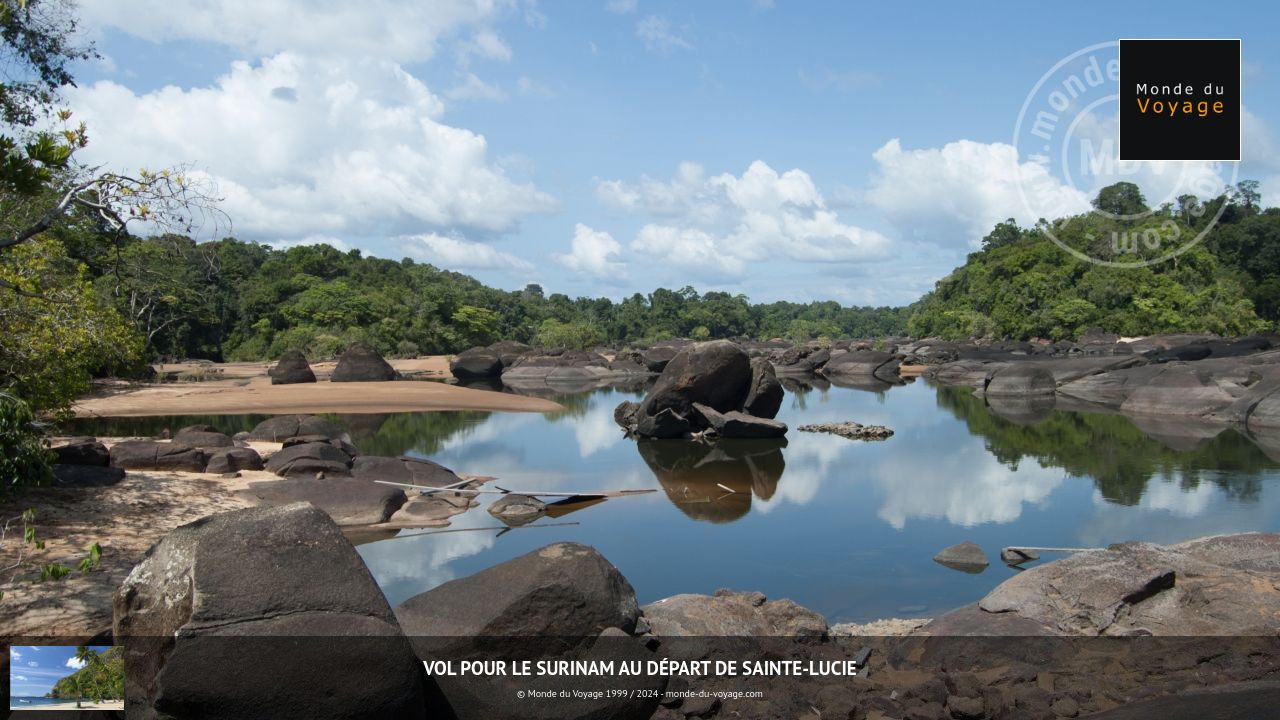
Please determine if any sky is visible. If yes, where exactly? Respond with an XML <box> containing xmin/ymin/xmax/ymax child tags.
<box><xmin>58</xmin><ymin>1</ymin><xmax>1280</xmax><ymax>306</ymax></box>
<box><xmin>8</xmin><ymin>645</ymin><xmax>108</xmax><ymax>697</ymax></box>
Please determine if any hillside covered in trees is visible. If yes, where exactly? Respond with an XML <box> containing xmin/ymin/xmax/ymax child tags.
<box><xmin>908</xmin><ymin>181</ymin><xmax>1278</xmax><ymax>341</ymax></box>
<box><xmin>48</xmin><ymin>646</ymin><xmax>124</xmax><ymax>701</ymax></box>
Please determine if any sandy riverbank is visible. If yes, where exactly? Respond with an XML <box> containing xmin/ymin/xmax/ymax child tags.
<box><xmin>74</xmin><ymin>355</ymin><xmax>562</xmax><ymax>417</ymax></box>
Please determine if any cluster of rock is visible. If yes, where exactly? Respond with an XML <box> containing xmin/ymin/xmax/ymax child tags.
<box><xmin>449</xmin><ymin>342</ymin><xmax>680</xmax><ymax>394</ymax></box>
<box><xmin>798</xmin><ymin>422</ymin><xmax>894</xmax><ymax>441</ymax></box>
<box><xmin>267</xmin><ymin>342</ymin><xmax>400</xmax><ymax>385</ymax></box>
<box><xmin>613</xmin><ymin>340</ymin><xmax>787</xmax><ymax>439</ymax></box>
<box><xmin>113</xmin><ymin>504</ymin><xmax>1280</xmax><ymax>719</ymax></box>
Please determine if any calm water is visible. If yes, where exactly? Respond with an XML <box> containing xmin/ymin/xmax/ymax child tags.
<box><xmin>68</xmin><ymin>380</ymin><xmax>1280</xmax><ymax>623</ymax></box>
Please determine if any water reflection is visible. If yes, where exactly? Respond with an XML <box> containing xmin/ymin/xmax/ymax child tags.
<box><xmin>637</xmin><ymin>439</ymin><xmax>787</xmax><ymax>523</ymax></box>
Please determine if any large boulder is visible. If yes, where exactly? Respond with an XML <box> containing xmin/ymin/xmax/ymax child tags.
<box><xmin>641</xmin><ymin>589</ymin><xmax>827</xmax><ymax>637</ymax></box>
<box><xmin>264</xmin><ymin>441</ymin><xmax>355</xmax><ymax>478</ymax></box>
<box><xmin>241</xmin><ymin>477</ymin><xmax>407</xmax><ymax>525</ymax></box>
<box><xmin>113</xmin><ymin>503</ymin><xmax>425</xmax><ymax>718</ymax></box>
<box><xmin>693</xmin><ymin>403</ymin><xmax>787</xmax><ymax>439</ymax></box>
<box><xmin>52</xmin><ymin>464</ymin><xmax>126</xmax><ymax>488</ymax></box>
<box><xmin>1120</xmin><ymin>366</ymin><xmax>1237</xmax><ymax>418</ymax></box>
<box><xmin>450</xmin><ymin>346</ymin><xmax>503</xmax><ymax>380</ymax></box>
<box><xmin>350</xmin><ymin>455</ymin><xmax>463</xmax><ymax>488</ymax></box>
<box><xmin>396</xmin><ymin>542</ymin><xmax>640</xmax><ymax>659</ymax></box>
<box><xmin>51</xmin><ymin>437</ymin><xmax>110</xmax><ymax>466</ymax></box>
<box><xmin>110</xmin><ymin>441</ymin><xmax>209</xmax><ymax>472</ymax></box>
<box><xmin>933</xmin><ymin>541</ymin><xmax>989</xmax><ymax>573</ymax></box>
<box><xmin>642</xmin><ymin>340</ymin><xmax>752</xmax><ymax>418</ymax></box>
<box><xmin>1247</xmin><ymin>385</ymin><xmax>1280</xmax><ymax>431</ymax></box>
<box><xmin>204</xmin><ymin>447</ymin><xmax>264</xmax><ymax>474</ymax></box>
<box><xmin>487</xmin><ymin>340</ymin><xmax>532</xmax><ymax>368</ymax></box>
<box><xmin>983</xmin><ymin>364</ymin><xmax>1056</xmax><ymax>397</ymax></box>
<box><xmin>821</xmin><ymin>350</ymin><xmax>900</xmax><ymax>382</ymax></box>
<box><xmin>1057</xmin><ymin>363</ymin><xmax>1168</xmax><ymax>408</ymax></box>
<box><xmin>247</xmin><ymin>415</ymin><xmax>346</xmax><ymax>442</ymax></box>
<box><xmin>173</xmin><ymin>426</ymin><xmax>235</xmax><ymax>448</ymax></box>
<box><xmin>742</xmin><ymin>358</ymin><xmax>784</xmax><ymax>419</ymax></box>
<box><xmin>331</xmin><ymin>342</ymin><xmax>399</xmax><ymax>382</ymax></box>
<box><xmin>268</xmin><ymin>349</ymin><xmax>317</xmax><ymax>385</ymax></box>
<box><xmin>641</xmin><ymin>345</ymin><xmax>678</xmax><ymax>373</ymax></box>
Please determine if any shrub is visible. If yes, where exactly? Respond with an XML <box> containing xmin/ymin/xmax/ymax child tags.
<box><xmin>0</xmin><ymin>395</ymin><xmax>53</xmax><ymax>498</ymax></box>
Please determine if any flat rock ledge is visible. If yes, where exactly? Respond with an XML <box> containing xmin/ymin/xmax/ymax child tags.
<box><xmin>798</xmin><ymin>421</ymin><xmax>894</xmax><ymax>440</ymax></box>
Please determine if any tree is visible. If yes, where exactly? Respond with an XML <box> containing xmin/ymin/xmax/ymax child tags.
<box><xmin>1092</xmin><ymin>182</ymin><xmax>1148</xmax><ymax>217</ymax></box>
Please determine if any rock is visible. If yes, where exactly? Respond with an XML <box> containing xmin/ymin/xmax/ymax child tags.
<box><xmin>52</xmin><ymin>464</ymin><xmax>126</xmax><ymax>488</ymax></box>
<box><xmin>1051</xmin><ymin>696</ymin><xmax>1080</xmax><ymax>717</ymax></box>
<box><xmin>614</xmin><ymin>400</ymin><xmax>641</xmax><ymax>431</ymax></box>
<box><xmin>264</xmin><ymin>441</ymin><xmax>355</xmax><ymax>477</ymax></box>
<box><xmin>1120</xmin><ymin>366</ymin><xmax>1237</xmax><ymax>418</ymax></box>
<box><xmin>1000</xmin><ymin>547</ymin><xmax>1040</xmax><ymax>565</ymax></box>
<box><xmin>693</xmin><ymin>403</ymin><xmax>787</xmax><ymax>439</ymax></box>
<box><xmin>976</xmin><ymin>534</ymin><xmax>1280</xmax><ymax>636</ymax></box>
<box><xmin>797</xmin><ymin>422</ymin><xmax>893</xmax><ymax>441</ymax></box>
<box><xmin>109</xmin><ymin>441</ymin><xmax>209</xmax><ymax>472</ymax></box>
<box><xmin>1079</xmin><ymin>681</ymin><xmax>1280</xmax><ymax>720</ymax></box>
<box><xmin>247</xmin><ymin>415</ymin><xmax>346</xmax><ymax>442</ymax></box>
<box><xmin>742</xmin><ymin>358</ymin><xmax>784</xmax><ymax>419</ymax></box>
<box><xmin>1056</xmin><ymin>364</ymin><xmax>1167</xmax><ymax>408</ymax></box>
<box><xmin>267</xmin><ymin>349</ymin><xmax>317</xmax><ymax>385</ymax></box>
<box><xmin>282</xmin><ymin>434</ymin><xmax>360</xmax><ymax>458</ymax></box>
<box><xmin>636</xmin><ymin>407</ymin><xmax>694</xmax><ymax>439</ymax></box>
<box><xmin>641</xmin><ymin>589</ymin><xmax>827</xmax><ymax>637</ymax></box>
<box><xmin>821</xmin><ymin>350</ymin><xmax>900</xmax><ymax>380</ymax></box>
<box><xmin>113</xmin><ymin>503</ymin><xmax>425</xmax><ymax>718</ymax></box>
<box><xmin>204</xmin><ymin>447</ymin><xmax>264</xmax><ymax>474</ymax></box>
<box><xmin>933</xmin><ymin>541</ymin><xmax>989</xmax><ymax>573</ymax></box>
<box><xmin>450</xmin><ymin>346</ymin><xmax>503</xmax><ymax>380</ymax></box>
<box><xmin>947</xmin><ymin>694</ymin><xmax>985</xmax><ymax>720</ymax></box>
<box><xmin>396</xmin><ymin>542</ymin><xmax>640</xmax><ymax>659</ymax></box>
<box><xmin>642</xmin><ymin>346</ymin><xmax>679</xmax><ymax>373</ymax></box>
<box><xmin>1153</xmin><ymin>342</ymin><xmax>1214</xmax><ymax>363</ymax></box>
<box><xmin>984</xmin><ymin>363</ymin><xmax>1056</xmax><ymax>397</ymax></box>
<box><xmin>242</xmin><ymin>478</ymin><xmax>407</xmax><ymax>525</ymax></box>
<box><xmin>350</xmin><ymin>455</ymin><xmax>462</xmax><ymax>488</ymax></box>
<box><xmin>331</xmin><ymin>342</ymin><xmax>398</xmax><ymax>382</ymax></box>
<box><xmin>172</xmin><ymin>428</ymin><xmax>235</xmax><ymax>448</ymax></box>
<box><xmin>680</xmin><ymin>694</ymin><xmax>720</xmax><ymax>718</ymax></box>
<box><xmin>1078</xmin><ymin>326</ymin><xmax>1119</xmax><ymax>345</ymax></box>
<box><xmin>51</xmin><ymin>438</ymin><xmax>110</xmax><ymax>466</ymax></box>
<box><xmin>640</xmin><ymin>340</ymin><xmax>753</xmax><ymax>422</ymax></box>
<box><xmin>487</xmin><ymin>493</ymin><xmax>547</xmax><ymax>525</ymax></box>
<box><xmin>488</xmin><ymin>340</ymin><xmax>532</xmax><ymax>368</ymax></box>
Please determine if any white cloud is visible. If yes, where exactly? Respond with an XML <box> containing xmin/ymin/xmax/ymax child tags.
<box><xmin>27</xmin><ymin>661</ymin><xmax>37</xmax><ymax>667</ymax></box>
<box><xmin>447</xmin><ymin>72</ymin><xmax>508</xmax><ymax>101</ymax></box>
<box><xmin>456</xmin><ymin>29</ymin><xmax>513</xmax><ymax>65</ymax></box>
<box><xmin>9</xmin><ymin>648</ymin><xmax>20</xmax><ymax>660</ymax></box>
<box><xmin>66</xmin><ymin>657</ymin><xmax>87</xmax><ymax>669</ymax></box>
<box><xmin>607</xmin><ymin>0</ymin><xmax>638</xmax><ymax>13</ymax></box>
<box><xmin>80</xmin><ymin>0</ymin><xmax>511</xmax><ymax>63</ymax></box>
<box><xmin>556</xmin><ymin>224</ymin><xmax>625</xmax><ymax>277</ymax></box>
<box><xmin>601</xmin><ymin>160</ymin><xmax>891</xmax><ymax>279</ymax></box>
<box><xmin>867</xmin><ymin>138</ymin><xmax>1091</xmax><ymax>248</ymax></box>
<box><xmin>68</xmin><ymin>53</ymin><xmax>555</xmax><ymax>243</ymax></box>
<box><xmin>636</xmin><ymin>15</ymin><xmax>692</xmax><ymax>54</ymax></box>
<box><xmin>405</xmin><ymin>233</ymin><xmax>533</xmax><ymax>273</ymax></box>
<box><xmin>14</xmin><ymin>675</ymin><xmax>26</xmax><ymax>681</ymax></box>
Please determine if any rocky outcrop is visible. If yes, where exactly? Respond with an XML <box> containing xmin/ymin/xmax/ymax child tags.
<box><xmin>617</xmin><ymin>340</ymin><xmax>785</xmax><ymax>439</ymax></box>
<box><xmin>267</xmin><ymin>349</ymin><xmax>317</xmax><ymax>385</ymax></box>
<box><xmin>247</xmin><ymin>414</ymin><xmax>346</xmax><ymax>442</ymax></box>
<box><xmin>450</xmin><ymin>346</ymin><xmax>503</xmax><ymax>380</ymax></box>
<box><xmin>264</xmin><ymin>440</ymin><xmax>356</xmax><ymax>478</ymax></box>
<box><xmin>821</xmin><ymin>350</ymin><xmax>902</xmax><ymax>383</ymax></box>
<box><xmin>984</xmin><ymin>363</ymin><xmax>1056</xmax><ymax>397</ymax></box>
<box><xmin>51</xmin><ymin>437</ymin><xmax>110</xmax><ymax>466</ymax></box>
<box><xmin>641</xmin><ymin>589</ymin><xmax>828</xmax><ymax>637</ymax></box>
<box><xmin>331</xmin><ymin>342</ymin><xmax>399</xmax><ymax>382</ymax></box>
<box><xmin>109</xmin><ymin>441</ymin><xmax>209</xmax><ymax>472</ymax></box>
<box><xmin>173</xmin><ymin>425</ymin><xmax>235</xmax><ymax>448</ymax></box>
<box><xmin>349</xmin><ymin>455</ymin><xmax>462</xmax><ymax>488</ymax></box>
<box><xmin>113</xmin><ymin>503</ymin><xmax>425</xmax><ymax>719</ymax></box>
<box><xmin>1120</xmin><ymin>366</ymin><xmax>1238</xmax><ymax>417</ymax></box>
<box><xmin>242</xmin><ymin>477</ymin><xmax>407</xmax><ymax>525</ymax></box>
<box><xmin>798</xmin><ymin>422</ymin><xmax>893</xmax><ymax>440</ymax></box>
<box><xmin>204</xmin><ymin>447</ymin><xmax>264</xmax><ymax>474</ymax></box>
<box><xmin>742</xmin><ymin>358</ymin><xmax>784</xmax><ymax>419</ymax></box>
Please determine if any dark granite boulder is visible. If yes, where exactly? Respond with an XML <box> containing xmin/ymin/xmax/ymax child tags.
<box><xmin>267</xmin><ymin>349</ymin><xmax>317</xmax><ymax>385</ymax></box>
<box><xmin>350</xmin><ymin>455</ymin><xmax>462</xmax><ymax>488</ymax></box>
<box><xmin>204</xmin><ymin>447</ymin><xmax>264</xmax><ymax>474</ymax></box>
<box><xmin>52</xmin><ymin>464</ymin><xmax>126</xmax><ymax>488</ymax></box>
<box><xmin>51</xmin><ymin>438</ymin><xmax>110</xmax><ymax>466</ymax></box>
<box><xmin>241</xmin><ymin>478</ymin><xmax>407</xmax><ymax>525</ymax></box>
<box><xmin>450</xmin><ymin>346</ymin><xmax>503</xmax><ymax>380</ymax></box>
<box><xmin>331</xmin><ymin>342</ymin><xmax>398</xmax><ymax>382</ymax></box>
<box><xmin>247</xmin><ymin>415</ymin><xmax>346</xmax><ymax>442</ymax></box>
<box><xmin>110</xmin><ymin>441</ymin><xmax>209</xmax><ymax>472</ymax></box>
<box><xmin>172</xmin><ymin>427</ymin><xmax>235</xmax><ymax>448</ymax></box>
<box><xmin>264</xmin><ymin>441</ymin><xmax>354</xmax><ymax>477</ymax></box>
<box><xmin>984</xmin><ymin>364</ymin><xmax>1056</xmax><ymax>397</ymax></box>
<box><xmin>742</xmin><ymin>358</ymin><xmax>784</xmax><ymax>419</ymax></box>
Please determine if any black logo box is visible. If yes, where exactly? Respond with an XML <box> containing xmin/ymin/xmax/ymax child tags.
<box><xmin>1119</xmin><ymin>38</ymin><xmax>1241</xmax><ymax>161</ymax></box>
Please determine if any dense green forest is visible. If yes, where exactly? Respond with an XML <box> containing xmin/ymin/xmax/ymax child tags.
<box><xmin>48</xmin><ymin>646</ymin><xmax>124</xmax><ymax>701</ymax></box>
<box><xmin>908</xmin><ymin>181</ymin><xmax>1278</xmax><ymax>340</ymax></box>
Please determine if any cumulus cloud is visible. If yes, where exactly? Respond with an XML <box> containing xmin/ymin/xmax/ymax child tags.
<box><xmin>556</xmin><ymin>224</ymin><xmax>625</xmax><ymax>277</ymax></box>
<box><xmin>600</xmin><ymin>160</ymin><xmax>891</xmax><ymax>279</ymax></box>
<box><xmin>80</xmin><ymin>0</ymin><xmax>510</xmax><ymax>63</ymax></box>
<box><xmin>9</xmin><ymin>648</ymin><xmax>20</xmax><ymax>660</ymax></box>
<box><xmin>67</xmin><ymin>53</ymin><xmax>555</xmax><ymax>243</ymax></box>
<box><xmin>456</xmin><ymin>28</ymin><xmax>513</xmax><ymax>65</ymax></box>
<box><xmin>405</xmin><ymin>233</ymin><xmax>533</xmax><ymax>273</ymax></box>
<box><xmin>636</xmin><ymin>15</ymin><xmax>692</xmax><ymax>54</ymax></box>
<box><xmin>66</xmin><ymin>657</ymin><xmax>86</xmax><ymax>670</ymax></box>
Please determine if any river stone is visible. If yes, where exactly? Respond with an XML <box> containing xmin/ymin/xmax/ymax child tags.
<box><xmin>641</xmin><ymin>589</ymin><xmax>828</xmax><ymax>637</ymax></box>
<box><xmin>113</xmin><ymin>503</ymin><xmax>425</xmax><ymax>719</ymax></box>
<box><xmin>614</xmin><ymin>400</ymin><xmax>641</xmax><ymax>431</ymax></box>
<box><xmin>264</xmin><ymin>441</ymin><xmax>355</xmax><ymax>477</ymax></box>
<box><xmin>1120</xmin><ymin>366</ymin><xmax>1237</xmax><ymax>418</ymax></box>
<box><xmin>450</xmin><ymin>346</ymin><xmax>503</xmax><ymax>379</ymax></box>
<box><xmin>331</xmin><ymin>342</ymin><xmax>398</xmax><ymax>382</ymax></box>
<box><xmin>933</xmin><ymin>541</ymin><xmax>989</xmax><ymax>573</ymax></box>
<box><xmin>396</xmin><ymin>542</ymin><xmax>640</xmax><ymax>660</ymax></box>
<box><xmin>350</xmin><ymin>455</ymin><xmax>462</xmax><ymax>488</ymax></box>
<box><xmin>110</xmin><ymin>441</ymin><xmax>209</xmax><ymax>472</ymax></box>
<box><xmin>693</xmin><ymin>403</ymin><xmax>787</xmax><ymax>439</ymax></box>
<box><xmin>204</xmin><ymin>447</ymin><xmax>264</xmax><ymax>474</ymax></box>
<box><xmin>642</xmin><ymin>346</ymin><xmax>678</xmax><ymax>373</ymax></box>
<box><xmin>984</xmin><ymin>364</ymin><xmax>1056</xmax><ymax>397</ymax></box>
<box><xmin>52</xmin><ymin>464</ymin><xmax>126</xmax><ymax>488</ymax></box>
<box><xmin>742</xmin><ymin>358</ymin><xmax>784</xmax><ymax>419</ymax></box>
<box><xmin>487</xmin><ymin>493</ymin><xmax>547</xmax><ymax>525</ymax></box>
<box><xmin>242</xmin><ymin>478</ymin><xmax>407</xmax><ymax>525</ymax></box>
<box><xmin>822</xmin><ymin>350</ymin><xmax>899</xmax><ymax>378</ymax></box>
<box><xmin>636</xmin><ymin>407</ymin><xmax>693</xmax><ymax>439</ymax></box>
<box><xmin>267</xmin><ymin>349</ymin><xmax>317</xmax><ymax>385</ymax></box>
<box><xmin>247</xmin><ymin>415</ymin><xmax>346</xmax><ymax>442</ymax></box>
<box><xmin>52</xmin><ymin>438</ymin><xmax>110</xmax><ymax>466</ymax></box>
<box><xmin>639</xmin><ymin>340</ymin><xmax>752</xmax><ymax>422</ymax></box>
<box><xmin>172</xmin><ymin>428</ymin><xmax>235</xmax><ymax>448</ymax></box>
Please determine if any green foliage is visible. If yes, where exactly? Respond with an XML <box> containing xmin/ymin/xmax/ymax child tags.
<box><xmin>907</xmin><ymin>184</ymin><xmax>1276</xmax><ymax>340</ymax></box>
<box><xmin>49</xmin><ymin>646</ymin><xmax>124</xmax><ymax>701</ymax></box>
<box><xmin>39</xmin><ymin>562</ymin><xmax>69</xmax><ymax>580</ymax></box>
<box><xmin>534</xmin><ymin>318</ymin><xmax>604</xmax><ymax>349</ymax></box>
<box><xmin>0</xmin><ymin>395</ymin><xmax>53</xmax><ymax>496</ymax></box>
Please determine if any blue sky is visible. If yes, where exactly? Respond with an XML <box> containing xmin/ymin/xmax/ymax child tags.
<box><xmin>62</xmin><ymin>2</ymin><xmax>1280</xmax><ymax>306</ymax></box>
<box><xmin>8</xmin><ymin>645</ymin><xmax>108</xmax><ymax>697</ymax></box>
